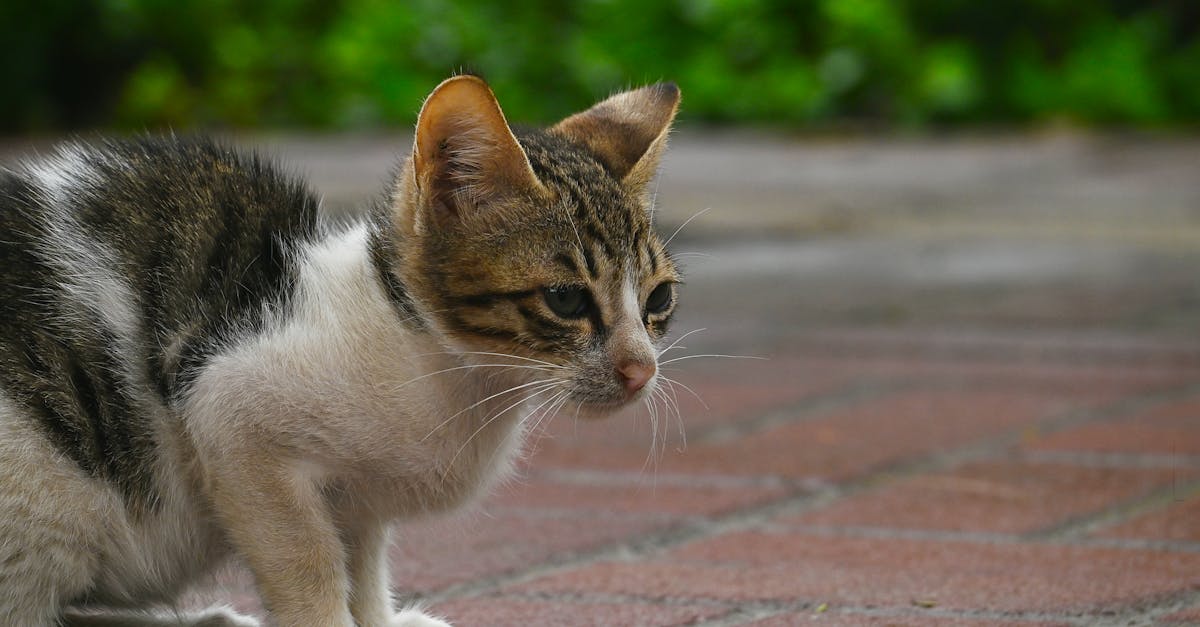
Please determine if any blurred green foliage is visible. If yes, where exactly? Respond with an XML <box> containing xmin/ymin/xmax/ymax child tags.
<box><xmin>3</xmin><ymin>0</ymin><xmax>1198</xmax><ymax>131</ymax></box>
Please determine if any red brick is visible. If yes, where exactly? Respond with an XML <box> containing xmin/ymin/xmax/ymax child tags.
<box><xmin>746</xmin><ymin>612</ymin><xmax>1071</xmax><ymax>626</ymax></box>
<box><xmin>535</xmin><ymin>389</ymin><xmax>1097</xmax><ymax>481</ymax></box>
<box><xmin>494</xmin><ymin>472</ymin><xmax>788</xmax><ymax>517</ymax></box>
<box><xmin>430</xmin><ymin>597</ymin><xmax>729</xmax><ymax>626</ymax></box>
<box><xmin>1025</xmin><ymin>395</ymin><xmax>1200</xmax><ymax>455</ymax></box>
<box><xmin>782</xmin><ymin>460</ymin><xmax>1190</xmax><ymax>534</ymax></box>
<box><xmin>1098</xmin><ymin>494</ymin><xmax>1200</xmax><ymax>542</ymax></box>
<box><xmin>514</xmin><ymin>530</ymin><xmax>1200</xmax><ymax>612</ymax></box>
<box><xmin>389</xmin><ymin>508</ymin><xmax>671</xmax><ymax>593</ymax></box>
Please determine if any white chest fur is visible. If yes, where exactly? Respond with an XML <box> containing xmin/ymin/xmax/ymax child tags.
<box><xmin>183</xmin><ymin>224</ymin><xmax>531</xmax><ymax>518</ymax></box>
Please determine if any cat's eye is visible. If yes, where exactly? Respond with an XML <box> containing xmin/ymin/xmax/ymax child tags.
<box><xmin>645</xmin><ymin>282</ymin><xmax>674</xmax><ymax>315</ymax></box>
<box><xmin>543</xmin><ymin>286</ymin><xmax>590</xmax><ymax>318</ymax></box>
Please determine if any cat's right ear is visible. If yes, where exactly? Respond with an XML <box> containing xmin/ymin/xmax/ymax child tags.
<box><xmin>551</xmin><ymin>83</ymin><xmax>680</xmax><ymax>197</ymax></box>
<box><xmin>411</xmin><ymin>75</ymin><xmax>546</xmax><ymax>227</ymax></box>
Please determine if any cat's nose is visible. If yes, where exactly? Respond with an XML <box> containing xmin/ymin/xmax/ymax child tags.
<box><xmin>617</xmin><ymin>361</ymin><xmax>655</xmax><ymax>394</ymax></box>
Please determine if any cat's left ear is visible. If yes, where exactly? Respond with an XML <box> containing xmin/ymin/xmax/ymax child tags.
<box><xmin>411</xmin><ymin>75</ymin><xmax>547</xmax><ymax>226</ymax></box>
<box><xmin>551</xmin><ymin>83</ymin><xmax>680</xmax><ymax>197</ymax></box>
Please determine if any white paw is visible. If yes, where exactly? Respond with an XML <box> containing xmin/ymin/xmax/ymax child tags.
<box><xmin>193</xmin><ymin>607</ymin><xmax>262</xmax><ymax>627</ymax></box>
<box><xmin>389</xmin><ymin>608</ymin><xmax>452</xmax><ymax>627</ymax></box>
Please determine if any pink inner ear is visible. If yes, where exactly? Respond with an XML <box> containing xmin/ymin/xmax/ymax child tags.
<box><xmin>413</xmin><ymin>77</ymin><xmax>545</xmax><ymax>216</ymax></box>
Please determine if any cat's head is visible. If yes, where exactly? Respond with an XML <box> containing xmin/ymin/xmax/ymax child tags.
<box><xmin>390</xmin><ymin>75</ymin><xmax>681</xmax><ymax>416</ymax></box>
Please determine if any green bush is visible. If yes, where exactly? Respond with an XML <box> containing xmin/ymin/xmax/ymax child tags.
<box><xmin>2</xmin><ymin>0</ymin><xmax>1197</xmax><ymax>131</ymax></box>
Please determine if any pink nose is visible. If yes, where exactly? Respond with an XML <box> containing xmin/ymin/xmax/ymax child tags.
<box><xmin>617</xmin><ymin>361</ymin><xmax>655</xmax><ymax>394</ymax></box>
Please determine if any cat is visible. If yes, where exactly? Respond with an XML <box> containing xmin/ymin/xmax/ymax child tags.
<box><xmin>0</xmin><ymin>75</ymin><xmax>681</xmax><ymax>626</ymax></box>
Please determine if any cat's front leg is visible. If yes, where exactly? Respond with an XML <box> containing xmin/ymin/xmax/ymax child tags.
<box><xmin>340</xmin><ymin>513</ymin><xmax>451</xmax><ymax>627</ymax></box>
<box><xmin>341</xmin><ymin>514</ymin><xmax>394</xmax><ymax>626</ymax></box>
<box><xmin>207</xmin><ymin>457</ymin><xmax>354</xmax><ymax>627</ymax></box>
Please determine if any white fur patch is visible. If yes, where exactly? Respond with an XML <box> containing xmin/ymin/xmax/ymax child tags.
<box><xmin>28</xmin><ymin>144</ymin><xmax>141</xmax><ymax>351</ymax></box>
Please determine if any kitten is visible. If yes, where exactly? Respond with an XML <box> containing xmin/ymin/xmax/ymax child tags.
<box><xmin>0</xmin><ymin>76</ymin><xmax>681</xmax><ymax>626</ymax></box>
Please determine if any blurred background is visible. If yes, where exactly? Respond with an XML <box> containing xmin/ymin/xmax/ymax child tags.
<box><xmin>4</xmin><ymin>0</ymin><xmax>1199</xmax><ymax>131</ymax></box>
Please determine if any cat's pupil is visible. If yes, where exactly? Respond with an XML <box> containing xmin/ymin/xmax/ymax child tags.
<box><xmin>543</xmin><ymin>286</ymin><xmax>590</xmax><ymax>318</ymax></box>
<box><xmin>645</xmin><ymin>282</ymin><xmax>673</xmax><ymax>314</ymax></box>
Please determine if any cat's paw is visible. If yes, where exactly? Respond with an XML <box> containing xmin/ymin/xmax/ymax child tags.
<box><xmin>388</xmin><ymin>608</ymin><xmax>452</xmax><ymax>627</ymax></box>
<box><xmin>191</xmin><ymin>607</ymin><xmax>262</xmax><ymax>627</ymax></box>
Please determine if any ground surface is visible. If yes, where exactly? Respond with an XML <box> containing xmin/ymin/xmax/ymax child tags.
<box><xmin>6</xmin><ymin>132</ymin><xmax>1200</xmax><ymax>625</ymax></box>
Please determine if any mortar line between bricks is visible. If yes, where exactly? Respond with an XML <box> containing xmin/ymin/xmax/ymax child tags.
<box><xmin>410</xmin><ymin>380</ymin><xmax>1200</xmax><ymax>610</ymax></box>
<box><xmin>1130</xmin><ymin>586</ymin><xmax>1200</xmax><ymax>626</ymax></box>
<box><xmin>696</xmin><ymin>603</ymin><xmax>1099</xmax><ymax>627</ymax></box>
<box><xmin>757</xmin><ymin>522</ymin><xmax>1200</xmax><ymax>554</ymax></box>
<box><xmin>494</xmin><ymin>589</ymin><xmax>1099</xmax><ymax>627</ymax></box>
<box><xmin>1021</xmin><ymin>449</ymin><xmax>1200</xmax><ymax>470</ymax></box>
<box><xmin>494</xmin><ymin>589</ymin><xmax>736</xmax><ymax>609</ymax></box>
<box><xmin>942</xmin><ymin>380</ymin><xmax>1200</xmax><ymax>467</ymax></box>
<box><xmin>690</xmin><ymin>378</ymin><xmax>910</xmax><ymax>444</ymax></box>
<box><xmin>1030</xmin><ymin>475</ymin><xmax>1200</xmax><ymax>542</ymax></box>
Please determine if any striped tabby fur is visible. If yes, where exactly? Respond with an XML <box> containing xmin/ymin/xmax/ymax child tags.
<box><xmin>0</xmin><ymin>76</ymin><xmax>681</xmax><ymax>626</ymax></box>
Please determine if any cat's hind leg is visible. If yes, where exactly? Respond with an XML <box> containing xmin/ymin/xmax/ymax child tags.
<box><xmin>0</xmin><ymin>412</ymin><xmax>105</xmax><ymax>626</ymax></box>
<box><xmin>0</xmin><ymin>539</ymin><xmax>95</xmax><ymax>627</ymax></box>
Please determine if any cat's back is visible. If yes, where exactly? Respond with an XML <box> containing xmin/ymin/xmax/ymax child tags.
<box><xmin>0</xmin><ymin>136</ymin><xmax>321</xmax><ymax>507</ymax></box>
<box><xmin>1</xmin><ymin>137</ymin><xmax>320</xmax><ymax>321</ymax></box>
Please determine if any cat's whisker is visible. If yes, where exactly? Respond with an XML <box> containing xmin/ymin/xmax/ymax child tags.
<box><xmin>420</xmin><ymin>378</ymin><xmax>564</xmax><ymax>442</ymax></box>
<box><xmin>656</xmin><ymin>327</ymin><xmax>707</xmax><ymax>358</ymax></box>
<box><xmin>650</xmin><ymin>388</ymin><xmax>668</xmax><ymax>463</ymax></box>
<box><xmin>443</xmin><ymin>385</ymin><xmax>565</xmax><ymax>480</ymax></box>
<box><xmin>657</xmin><ymin>373</ymin><xmax>707</xmax><ymax>410</ymax></box>
<box><xmin>413</xmin><ymin>350</ymin><xmax>562</xmax><ymax>369</ymax></box>
<box><xmin>657</xmin><ymin>377</ymin><xmax>689</xmax><ymax>451</ymax></box>
<box><xmin>656</xmin><ymin>385</ymin><xmax>679</xmax><ymax>455</ymax></box>
<box><xmin>481</xmin><ymin>363</ymin><xmax>554</xmax><ymax>386</ymax></box>
<box><xmin>663</xmin><ymin>207</ymin><xmax>711</xmax><ymax>248</ymax></box>
<box><xmin>671</xmin><ymin>251</ymin><xmax>714</xmax><ymax>260</ymax></box>
<box><xmin>656</xmin><ymin>353</ymin><xmax>767</xmax><ymax>366</ymax></box>
<box><xmin>524</xmin><ymin>389</ymin><xmax>570</xmax><ymax>442</ymax></box>
<box><xmin>390</xmin><ymin>362</ymin><xmax>557</xmax><ymax>393</ymax></box>
<box><xmin>640</xmin><ymin>399</ymin><xmax>657</xmax><ymax>474</ymax></box>
<box><xmin>497</xmin><ymin>388</ymin><xmax>571</xmax><ymax>473</ymax></box>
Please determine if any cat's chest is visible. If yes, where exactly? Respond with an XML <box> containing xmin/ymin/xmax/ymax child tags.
<box><xmin>188</xmin><ymin>225</ymin><xmax>533</xmax><ymax>515</ymax></box>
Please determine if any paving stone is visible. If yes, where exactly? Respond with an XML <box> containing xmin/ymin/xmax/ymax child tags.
<box><xmin>430</xmin><ymin>597</ymin><xmax>729</xmax><ymax>626</ymax></box>
<box><xmin>389</xmin><ymin>508</ymin><xmax>672</xmax><ymax>593</ymax></box>
<box><xmin>782</xmin><ymin>459</ymin><xmax>1190</xmax><ymax>534</ymax></box>
<box><xmin>494</xmin><ymin>471</ymin><xmax>789</xmax><ymax>517</ymax></box>
<box><xmin>514</xmin><ymin>530</ymin><xmax>1200</xmax><ymax>613</ymax></box>
<box><xmin>1097</xmin><ymin>494</ymin><xmax>1200</xmax><ymax>543</ymax></box>
<box><xmin>1025</xmin><ymin>395</ymin><xmax>1200</xmax><ymax>456</ymax></box>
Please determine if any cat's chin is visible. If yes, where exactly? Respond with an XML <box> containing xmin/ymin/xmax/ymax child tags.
<box><xmin>567</xmin><ymin>390</ymin><xmax>652</xmax><ymax>421</ymax></box>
